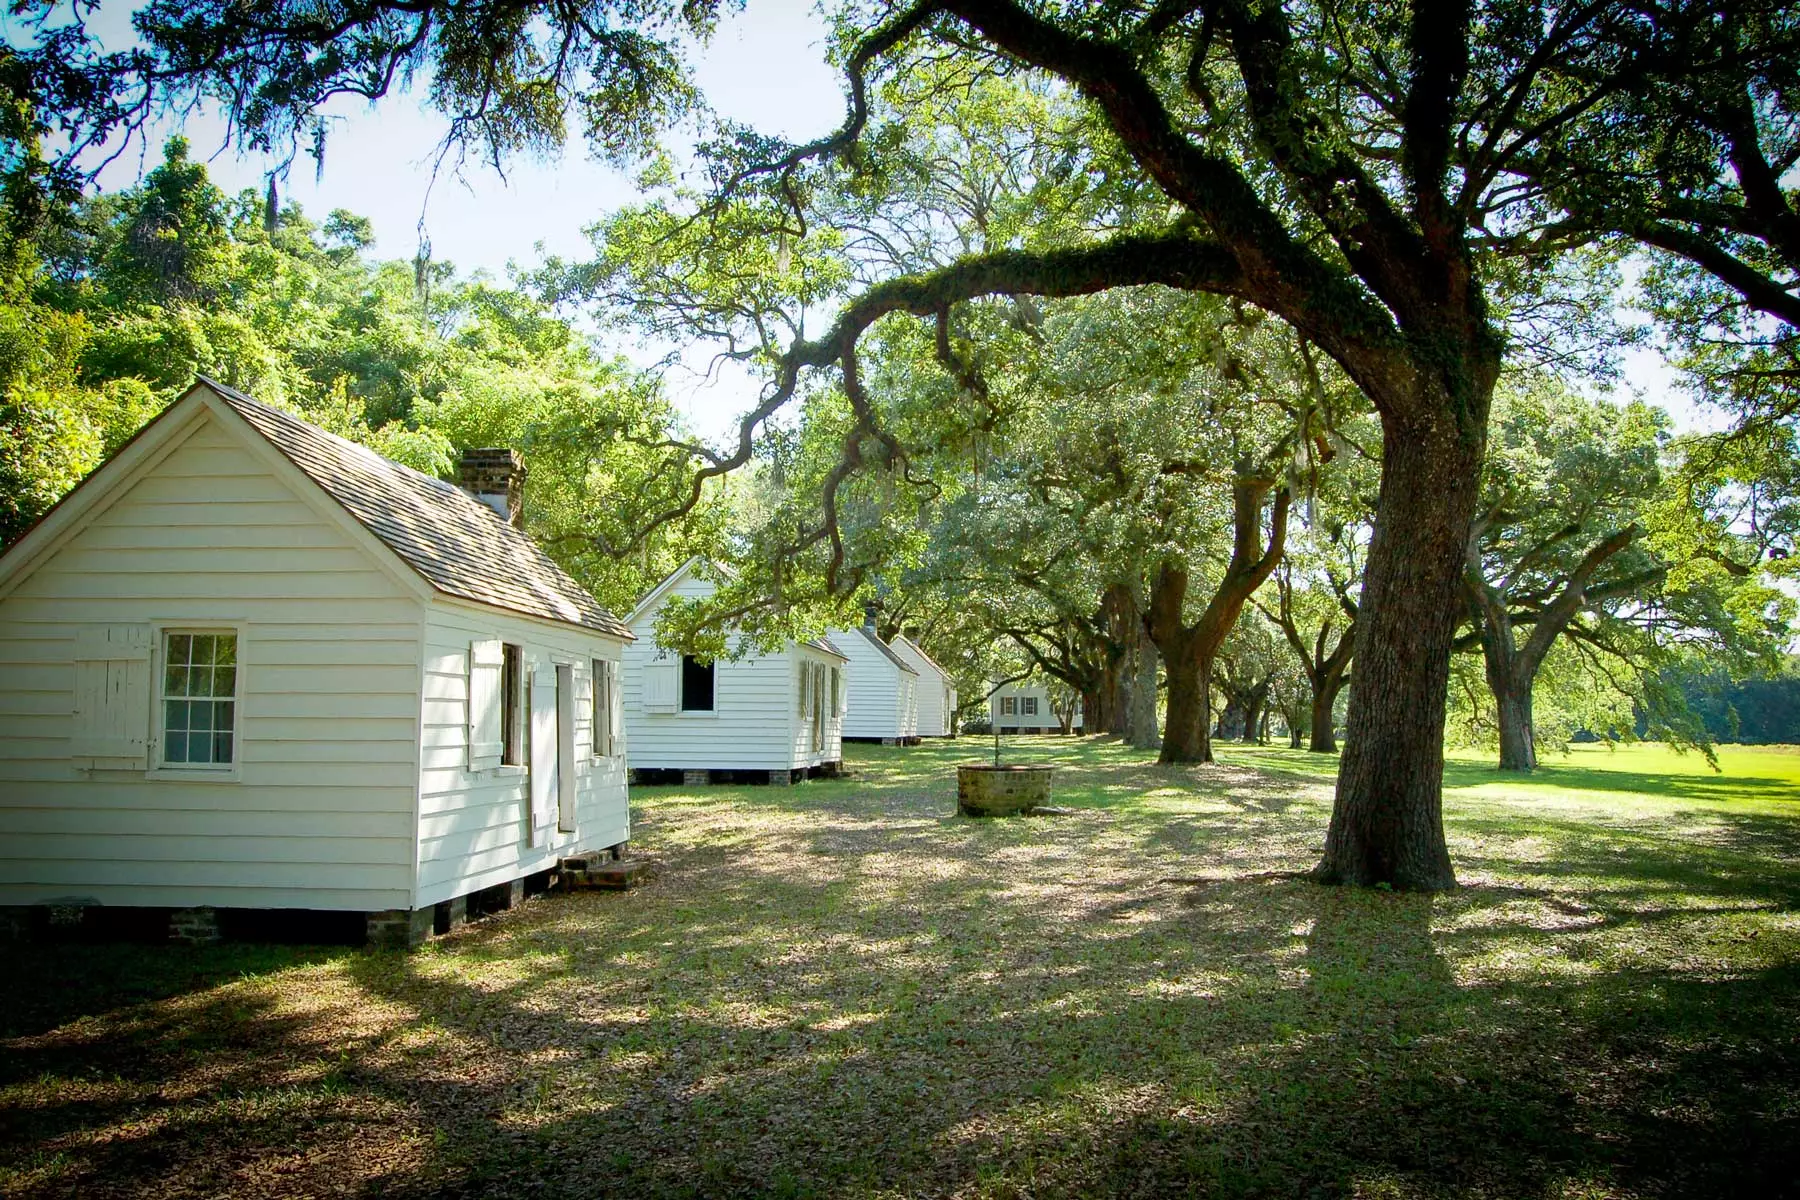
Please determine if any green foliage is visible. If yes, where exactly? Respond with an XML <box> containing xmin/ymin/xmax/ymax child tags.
<box><xmin>0</xmin><ymin>139</ymin><xmax>715</xmax><ymax>611</ymax></box>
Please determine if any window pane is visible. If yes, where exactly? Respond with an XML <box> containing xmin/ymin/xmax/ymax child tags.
<box><xmin>212</xmin><ymin>730</ymin><xmax>234</xmax><ymax>764</ymax></box>
<box><xmin>214</xmin><ymin>636</ymin><xmax>236</xmax><ymax>666</ymax></box>
<box><xmin>165</xmin><ymin>731</ymin><xmax>190</xmax><ymax>764</ymax></box>
<box><xmin>165</xmin><ymin>663</ymin><xmax>189</xmax><ymax>696</ymax></box>
<box><xmin>212</xmin><ymin>666</ymin><xmax>235</xmax><ymax>697</ymax></box>
<box><xmin>198</xmin><ymin>635</ymin><xmax>220</xmax><ymax>666</ymax></box>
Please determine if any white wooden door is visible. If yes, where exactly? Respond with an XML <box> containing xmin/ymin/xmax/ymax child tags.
<box><xmin>528</xmin><ymin>667</ymin><xmax>558</xmax><ymax>846</ymax></box>
<box><xmin>556</xmin><ymin>663</ymin><xmax>577</xmax><ymax>833</ymax></box>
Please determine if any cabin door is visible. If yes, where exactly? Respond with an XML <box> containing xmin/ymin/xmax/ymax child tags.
<box><xmin>527</xmin><ymin>666</ymin><xmax>558</xmax><ymax>846</ymax></box>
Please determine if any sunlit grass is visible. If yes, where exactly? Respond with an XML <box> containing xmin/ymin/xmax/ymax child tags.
<box><xmin>3</xmin><ymin>739</ymin><xmax>1796</xmax><ymax>1198</ymax></box>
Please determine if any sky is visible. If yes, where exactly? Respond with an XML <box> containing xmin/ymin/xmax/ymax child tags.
<box><xmin>59</xmin><ymin>1</ymin><xmax>1705</xmax><ymax>439</ymax></box>
<box><xmin>78</xmin><ymin>2</ymin><xmax>848</xmax><ymax>441</ymax></box>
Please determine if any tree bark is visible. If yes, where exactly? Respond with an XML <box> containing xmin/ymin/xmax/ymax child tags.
<box><xmin>1148</xmin><ymin>475</ymin><xmax>1290</xmax><ymax>764</ymax></box>
<box><xmin>1465</xmin><ymin>524</ymin><xmax>1640</xmax><ymax>773</ymax></box>
<box><xmin>1317</xmin><ymin>411</ymin><xmax>1483</xmax><ymax>892</ymax></box>
<box><xmin>1308</xmin><ymin>672</ymin><xmax>1347</xmax><ymax>753</ymax></box>
<box><xmin>1240</xmin><ymin>681</ymin><xmax>1269</xmax><ymax>745</ymax></box>
<box><xmin>1127</xmin><ymin>627</ymin><xmax>1161</xmax><ymax>749</ymax></box>
<box><xmin>1494</xmin><ymin>682</ymin><xmax>1537</xmax><ymax>771</ymax></box>
<box><xmin>1161</xmin><ymin>649</ymin><xmax>1213</xmax><ymax>762</ymax></box>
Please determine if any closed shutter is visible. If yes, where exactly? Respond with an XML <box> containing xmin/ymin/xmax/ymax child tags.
<box><xmin>468</xmin><ymin>639</ymin><xmax>504</xmax><ymax>769</ymax></box>
<box><xmin>590</xmin><ymin>659</ymin><xmax>610</xmax><ymax>758</ymax></box>
<box><xmin>607</xmin><ymin>660</ymin><xmax>624</xmax><ymax>749</ymax></box>
<box><xmin>643</xmin><ymin>654</ymin><xmax>678</xmax><ymax>713</ymax></box>
<box><xmin>72</xmin><ymin>625</ymin><xmax>152</xmax><ymax>769</ymax></box>
<box><xmin>797</xmin><ymin>660</ymin><xmax>809</xmax><ymax>716</ymax></box>
<box><xmin>833</xmin><ymin>666</ymin><xmax>846</xmax><ymax>715</ymax></box>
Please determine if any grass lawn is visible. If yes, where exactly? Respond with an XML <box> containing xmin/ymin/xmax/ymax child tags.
<box><xmin>3</xmin><ymin>739</ymin><xmax>1797</xmax><ymax>1198</ymax></box>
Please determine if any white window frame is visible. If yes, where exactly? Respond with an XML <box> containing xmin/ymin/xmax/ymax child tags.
<box><xmin>1021</xmin><ymin>695</ymin><xmax>1039</xmax><ymax>716</ymax></box>
<box><xmin>147</xmin><ymin>621</ymin><xmax>246</xmax><ymax>782</ymax></box>
<box><xmin>1001</xmin><ymin>695</ymin><xmax>1017</xmax><ymax>716</ymax></box>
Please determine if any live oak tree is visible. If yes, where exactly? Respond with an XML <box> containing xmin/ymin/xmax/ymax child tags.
<box><xmin>1461</xmin><ymin>381</ymin><xmax>1667</xmax><ymax>771</ymax></box>
<box><xmin>25</xmin><ymin>0</ymin><xmax>1800</xmax><ymax>888</ymax></box>
<box><xmin>1459</xmin><ymin>380</ymin><xmax>1793</xmax><ymax>769</ymax></box>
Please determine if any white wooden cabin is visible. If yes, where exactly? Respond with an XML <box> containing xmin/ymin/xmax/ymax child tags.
<box><xmin>890</xmin><ymin>635</ymin><xmax>958</xmax><ymax>737</ymax></box>
<box><xmin>832</xmin><ymin>620</ymin><xmax>919</xmax><ymax>744</ymax></box>
<box><xmin>991</xmin><ymin>681</ymin><xmax>1083</xmax><ymax>734</ymax></box>
<box><xmin>0</xmin><ymin>378</ymin><xmax>633</xmax><ymax>946</ymax></box>
<box><xmin>622</xmin><ymin>558</ymin><xmax>846</xmax><ymax>784</ymax></box>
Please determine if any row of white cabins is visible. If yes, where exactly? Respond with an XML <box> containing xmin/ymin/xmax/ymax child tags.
<box><xmin>0</xmin><ymin>381</ymin><xmax>974</xmax><ymax>945</ymax></box>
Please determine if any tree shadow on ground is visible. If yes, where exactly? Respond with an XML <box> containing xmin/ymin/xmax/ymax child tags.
<box><xmin>4</xmin><ymin>743</ymin><xmax>1797</xmax><ymax>1199</ymax></box>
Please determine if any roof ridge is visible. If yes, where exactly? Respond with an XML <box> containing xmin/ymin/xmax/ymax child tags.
<box><xmin>201</xmin><ymin>377</ymin><xmax>475</xmax><ymax>504</ymax></box>
<box><xmin>197</xmin><ymin>377</ymin><xmax>630</xmax><ymax>639</ymax></box>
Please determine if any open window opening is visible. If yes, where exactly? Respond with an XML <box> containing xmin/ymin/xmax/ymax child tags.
<box><xmin>680</xmin><ymin>654</ymin><xmax>715</xmax><ymax>712</ymax></box>
<box><xmin>501</xmin><ymin>642</ymin><xmax>524</xmax><ymax>764</ymax></box>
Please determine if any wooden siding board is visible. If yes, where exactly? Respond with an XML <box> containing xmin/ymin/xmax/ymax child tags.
<box><xmin>0</xmin><ymin>412</ymin><xmax>425</xmax><ymax>912</ymax></box>
<box><xmin>411</xmin><ymin>605</ymin><xmax>628</xmax><ymax>908</ymax></box>
<box><xmin>622</xmin><ymin>569</ymin><xmax>832</xmax><ymax>771</ymax></box>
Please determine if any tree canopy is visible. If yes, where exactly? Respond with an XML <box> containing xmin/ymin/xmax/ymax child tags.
<box><xmin>7</xmin><ymin>0</ymin><xmax>1798</xmax><ymax>889</ymax></box>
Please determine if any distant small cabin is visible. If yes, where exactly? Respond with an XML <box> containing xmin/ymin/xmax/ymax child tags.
<box><xmin>991</xmin><ymin>681</ymin><xmax>1083</xmax><ymax>734</ymax></box>
<box><xmin>621</xmin><ymin>558</ymin><xmax>846</xmax><ymax>785</ymax></box>
<box><xmin>0</xmin><ymin>378</ymin><xmax>633</xmax><ymax>946</ymax></box>
<box><xmin>832</xmin><ymin>619</ymin><xmax>919</xmax><ymax>744</ymax></box>
<box><xmin>890</xmin><ymin>635</ymin><xmax>958</xmax><ymax>737</ymax></box>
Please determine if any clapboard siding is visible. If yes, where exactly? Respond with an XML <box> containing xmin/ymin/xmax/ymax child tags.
<box><xmin>622</xmin><ymin>565</ymin><xmax>841</xmax><ymax>772</ymax></box>
<box><xmin>891</xmin><ymin>637</ymin><xmax>957</xmax><ymax>737</ymax></box>
<box><xmin>990</xmin><ymin>682</ymin><xmax>1083</xmax><ymax>732</ymax></box>
<box><xmin>0</xmin><ymin>413</ymin><xmax>423</xmax><ymax>911</ymax></box>
<box><xmin>414</xmin><ymin>603</ymin><xmax>628</xmax><ymax>908</ymax></box>
<box><xmin>836</xmin><ymin>626</ymin><xmax>918</xmax><ymax>740</ymax></box>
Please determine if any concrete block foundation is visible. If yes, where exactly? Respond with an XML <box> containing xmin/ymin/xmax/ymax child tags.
<box><xmin>169</xmin><ymin>906</ymin><xmax>222</xmax><ymax>944</ymax></box>
<box><xmin>366</xmin><ymin>907</ymin><xmax>434</xmax><ymax>949</ymax></box>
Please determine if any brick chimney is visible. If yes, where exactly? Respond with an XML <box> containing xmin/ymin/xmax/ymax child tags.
<box><xmin>863</xmin><ymin>603</ymin><xmax>880</xmax><ymax>632</ymax></box>
<box><xmin>458</xmin><ymin>448</ymin><xmax>526</xmax><ymax>527</ymax></box>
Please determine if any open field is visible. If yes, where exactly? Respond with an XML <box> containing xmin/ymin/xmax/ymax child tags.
<box><xmin>3</xmin><ymin>739</ymin><xmax>1797</xmax><ymax>1199</ymax></box>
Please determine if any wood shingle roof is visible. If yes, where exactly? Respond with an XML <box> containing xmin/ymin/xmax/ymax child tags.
<box><xmin>204</xmin><ymin>379</ymin><xmax>630</xmax><ymax>638</ymax></box>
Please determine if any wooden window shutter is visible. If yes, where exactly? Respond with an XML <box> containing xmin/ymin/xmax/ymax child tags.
<box><xmin>468</xmin><ymin>639</ymin><xmax>505</xmax><ymax>769</ymax></box>
<box><xmin>833</xmin><ymin>666</ymin><xmax>845</xmax><ymax>715</ymax></box>
<box><xmin>814</xmin><ymin>665</ymin><xmax>827</xmax><ymax>716</ymax></box>
<box><xmin>597</xmin><ymin>662</ymin><xmax>619</xmax><ymax>755</ymax></box>
<box><xmin>643</xmin><ymin>653</ymin><xmax>678</xmax><ymax>713</ymax></box>
<box><xmin>607</xmin><ymin>660</ymin><xmax>624</xmax><ymax>748</ymax></box>
<box><xmin>72</xmin><ymin>625</ymin><xmax>152</xmax><ymax>769</ymax></box>
<box><xmin>797</xmin><ymin>660</ymin><xmax>809</xmax><ymax>716</ymax></box>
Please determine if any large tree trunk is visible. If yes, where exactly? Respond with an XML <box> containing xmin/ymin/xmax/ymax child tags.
<box><xmin>1309</xmin><ymin>682</ymin><xmax>1341</xmax><ymax>753</ymax></box>
<box><xmin>1288</xmin><ymin>722</ymin><xmax>1304</xmax><ymax>749</ymax></box>
<box><xmin>1240</xmin><ymin>683</ymin><xmax>1268</xmax><ymax>745</ymax></box>
<box><xmin>1317</xmin><ymin>411</ymin><xmax>1484</xmax><ymax>892</ymax></box>
<box><xmin>1494</xmin><ymin>681</ymin><xmax>1537</xmax><ymax>771</ymax></box>
<box><xmin>1150</xmin><ymin>477</ymin><xmax>1290</xmax><ymax>765</ymax></box>
<box><xmin>1127</xmin><ymin>629</ymin><xmax>1161</xmax><ymax>749</ymax></box>
<box><xmin>1467</xmin><ymin>524</ymin><xmax>1638</xmax><ymax>773</ymax></box>
<box><xmin>1081</xmin><ymin>685</ymin><xmax>1109</xmax><ymax>735</ymax></box>
<box><xmin>1161</xmin><ymin>649</ymin><xmax>1213</xmax><ymax>763</ymax></box>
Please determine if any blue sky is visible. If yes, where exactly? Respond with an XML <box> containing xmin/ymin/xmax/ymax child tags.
<box><xmin>59</xmin><ymin>1</ymin><xmax>1695</xmax><ymax>437</ymax></box>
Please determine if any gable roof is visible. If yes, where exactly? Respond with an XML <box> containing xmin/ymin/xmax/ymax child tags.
<box><xmin>892</xmin><ymin>634</ymin><xmax>952</xmax><ymax>681</ymax></box>
<box><xmin>853</xmin><ymin>625</ymin><xmax>920</xmax><ymax>675</ymax></box>
<box><xmin>197</xmin><ymin>380</ymin><xmax>630</xmax><ymax>638</ymax></box>
<box><xmin>626</xmin><ymin>556</ymin><xmax>847</xmax><ymax>662</ymax></box>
